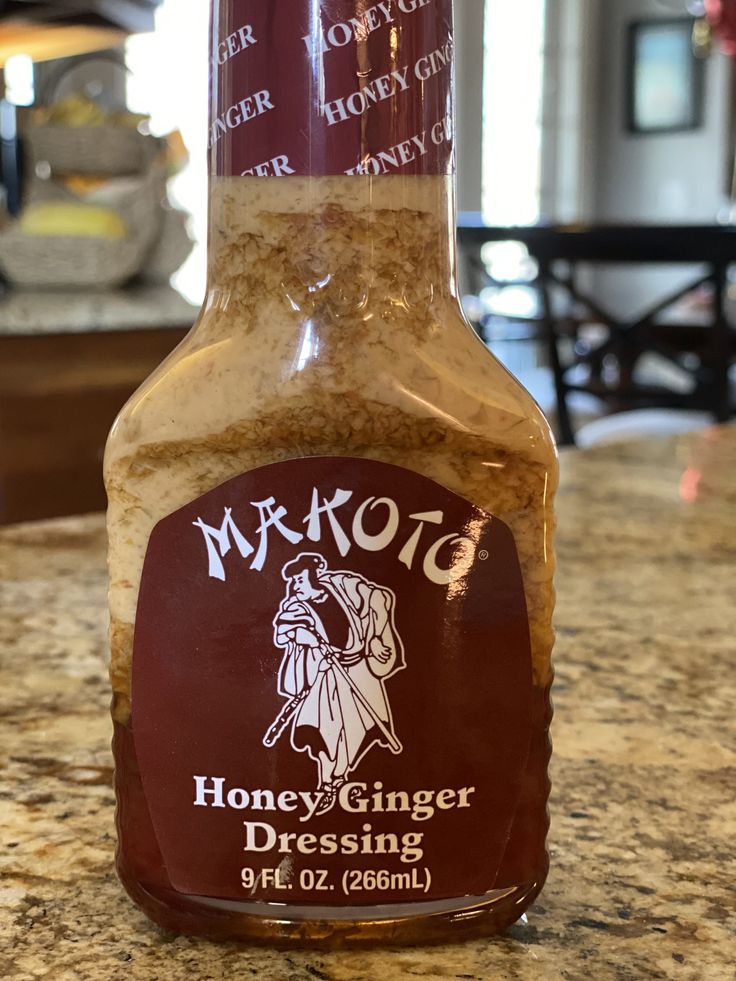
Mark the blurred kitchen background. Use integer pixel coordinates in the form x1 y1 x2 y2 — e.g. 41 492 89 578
0 0 734 524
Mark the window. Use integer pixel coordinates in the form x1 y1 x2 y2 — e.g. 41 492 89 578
482 0 546 225
126 0 209 304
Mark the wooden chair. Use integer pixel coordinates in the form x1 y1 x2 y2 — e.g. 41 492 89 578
459 218 736 445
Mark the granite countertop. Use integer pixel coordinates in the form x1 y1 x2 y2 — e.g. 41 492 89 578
0 285 198 336
1 428 735 979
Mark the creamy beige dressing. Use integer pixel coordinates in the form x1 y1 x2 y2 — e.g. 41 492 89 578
105 175 557 725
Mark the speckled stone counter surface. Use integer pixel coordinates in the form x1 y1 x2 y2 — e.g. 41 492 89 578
1 427 735 980
0 285 197 336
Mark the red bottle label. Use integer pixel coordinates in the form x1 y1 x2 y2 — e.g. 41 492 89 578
132 458 533 905
209 0 455 177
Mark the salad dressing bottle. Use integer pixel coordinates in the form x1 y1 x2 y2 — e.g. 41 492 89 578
105 0 558 946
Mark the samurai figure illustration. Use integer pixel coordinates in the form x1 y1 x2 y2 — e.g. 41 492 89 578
264 552 405 815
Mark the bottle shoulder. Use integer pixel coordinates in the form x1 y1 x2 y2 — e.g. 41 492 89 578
105 302 557 480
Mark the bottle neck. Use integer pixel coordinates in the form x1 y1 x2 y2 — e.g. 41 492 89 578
207 175 457 307
206 0 457 307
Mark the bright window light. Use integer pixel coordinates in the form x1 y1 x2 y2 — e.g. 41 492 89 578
483 0 546 226
127 1 209 304
5 54 35 107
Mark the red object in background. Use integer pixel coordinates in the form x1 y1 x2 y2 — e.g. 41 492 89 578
705 0 736 56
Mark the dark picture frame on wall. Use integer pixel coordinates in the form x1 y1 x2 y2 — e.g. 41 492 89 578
626 18 705 135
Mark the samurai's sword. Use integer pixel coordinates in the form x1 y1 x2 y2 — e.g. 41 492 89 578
263 686 310 747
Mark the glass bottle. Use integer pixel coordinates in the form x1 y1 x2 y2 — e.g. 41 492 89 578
105 0 557 947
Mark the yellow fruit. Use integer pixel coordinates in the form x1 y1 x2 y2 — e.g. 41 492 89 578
62 175 110 197
111 110 151 130
48 94 106 127
43 94 150 130
20 203 128 240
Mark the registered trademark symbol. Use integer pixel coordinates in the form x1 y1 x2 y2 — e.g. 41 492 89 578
478 549 489 561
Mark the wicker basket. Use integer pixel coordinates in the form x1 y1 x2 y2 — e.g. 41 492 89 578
23 166 167 253
0 229 144 290
26 124 159 177
95 167 167 251
142 208 195 284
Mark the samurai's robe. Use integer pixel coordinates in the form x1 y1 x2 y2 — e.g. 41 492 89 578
273 571 404 781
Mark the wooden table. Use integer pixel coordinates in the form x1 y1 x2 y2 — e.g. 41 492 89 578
458 219 736 444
